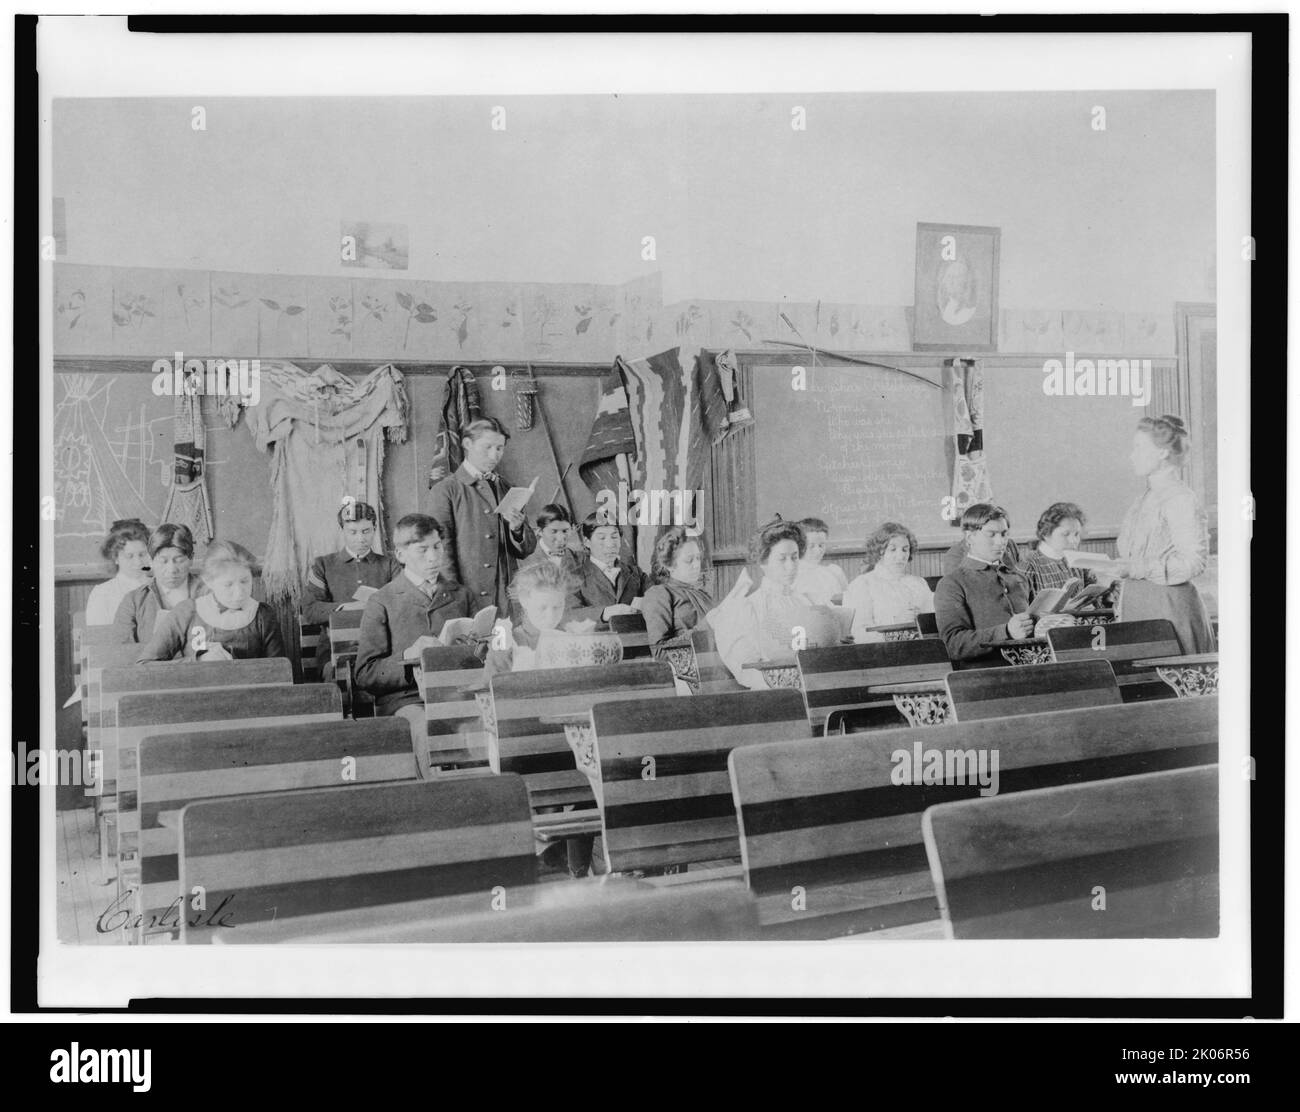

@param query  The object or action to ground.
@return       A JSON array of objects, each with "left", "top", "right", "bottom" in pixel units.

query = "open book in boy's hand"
[
  {"left": 403, "top": 606, "right": 499, "bottom": 666},
  {"left": 1062, "top": 582, "right": 1110, "bottom": 611},
  {"left": 351, "top": 584, "right": 379, "bottom": 604},
  {"left": 1027, "top": 578, "right": 1083, "bottom": 618},
  {"left": 437, "top": 605, "right": 499, "bottom": 647},
  {"left": 494, "top": 477, "right": 538, "bottom": 519}
]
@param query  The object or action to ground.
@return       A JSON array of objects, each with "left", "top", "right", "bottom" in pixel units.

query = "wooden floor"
[{"left": 56, "top": 803, "right": 121, "bottom": 946}]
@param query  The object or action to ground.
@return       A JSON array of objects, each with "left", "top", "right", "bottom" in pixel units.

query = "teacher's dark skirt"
[{"left": 1118, "top": 578, "right": 1217, "bottom": 654}]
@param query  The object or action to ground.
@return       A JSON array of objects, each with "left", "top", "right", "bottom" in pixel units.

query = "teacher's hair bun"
[{"left": 1159, "top": 414, "right": 1188, "bottom": 433}]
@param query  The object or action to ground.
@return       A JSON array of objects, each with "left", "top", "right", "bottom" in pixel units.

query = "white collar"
[{"left": 195, "top": 593, "right": 258, "bottom": 631}]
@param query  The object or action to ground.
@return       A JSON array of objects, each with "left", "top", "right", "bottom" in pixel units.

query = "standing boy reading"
[{"left": 354, "top": 514, "right": 475, "bottom": 742}]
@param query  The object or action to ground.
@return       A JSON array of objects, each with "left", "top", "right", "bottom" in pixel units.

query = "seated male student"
[
  {"left": 934, "top": 503, "right": 1034, "bottom": 667},
  {"left": 354, "top": 514, "right": 476, "bottom": 744},
  {"left": 520, "top": 503, "right": 583, "bottom": 575},
  {"left": 302, "top": 500, "right": 402, "bottom": 678},
  {"left": 566, "top": 511, "right": 647, "bottom": 627}
]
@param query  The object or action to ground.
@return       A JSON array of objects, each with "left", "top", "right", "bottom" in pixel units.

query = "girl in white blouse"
[
  {"left": 845, "top": 522, "right": 934, "bottom": 642},
  {"left": 84, "top": 519, "right": 152, "bottom": 626}
]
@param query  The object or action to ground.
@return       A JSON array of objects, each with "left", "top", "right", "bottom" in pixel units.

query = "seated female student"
[
  {"left": 1018, "top": 501, "right": 1102, "bottom": 597},
  {"left": 113, "top": 523, "right": 205, "bottom": 643},
  {"left": 713, "top": 516, "right": 841, "bottom": 690},
  {"left": 792, "top": 517, "right": 850, "bottom": 605},
  {"left": 844, "top": 521, "right": 935, "bottom": 642},
  {"left": 482, "top": 560, "right": 604, "bottom": 879},
  {"left": 640, "top": 525, "right": 715, "bottom": 647},
  {"left": 566, "top": 511, "right": 647, "bottom": 626},
  {"left": 85, "top": 519, "right": 152, "bottom": 627},
  {"left": 137, "top": 540, "right": 285, "bottom": 661},
  {"left": 933, "top": 503, "right": 1034, "bottom": 667},
  {"left": 354, "top": 514, "right": 476, "bottom": 737}
]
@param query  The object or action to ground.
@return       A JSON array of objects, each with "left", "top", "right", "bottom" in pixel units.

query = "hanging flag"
[{"left": 428, "top": 364, "right": 481, "bottom": 486}]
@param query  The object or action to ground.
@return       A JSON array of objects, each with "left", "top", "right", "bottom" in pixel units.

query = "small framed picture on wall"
[{"left": 913, "top": 222, "right": 1000, "bottom": 352}]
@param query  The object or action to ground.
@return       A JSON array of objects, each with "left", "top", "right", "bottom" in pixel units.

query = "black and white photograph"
[{"left": 20, "top": 16, "right": 1268, "bottom": 1025}]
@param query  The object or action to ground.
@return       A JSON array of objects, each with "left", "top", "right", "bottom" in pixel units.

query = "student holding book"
[
  {"left": 640, "top": 525, "right": 715, "bottom": 646},
  {"left": 566, "top": 511, "right": 647, "bottom": 626},
  {"left": 302, "top": 501, "right": 402, "bottom": 677},
  {"left": 84, "top": 518, "right": 152, "bottom": 626},
  {"left": 1018, "top": 502, "right": 1102, "bottom": 596},
  {"left": 354, "top": 514, "right": 476, "bottom": 731},
  {"left": 934, "top": 504, "right": 1033, "bottom": 666},
  {"left": 427, "top": 416, "right": 537, "bottom": 613},
  {"left": 113, "top": 523, "right": 205, "bottom": 643},
  {"left": 792, "top": 517, "right": 850, "bottom": 605},
  {"left": 1110, "top": 415, "right": 1216, "bottom": 653},
  {"left": 844, "top": 521, "right": 935, "bottom": 642},
  {"left": 137, "top": 540, "right": 284, "bottom": 661},
  {"left": 713, "top": 517, "right": 840, "bottom": 689}
]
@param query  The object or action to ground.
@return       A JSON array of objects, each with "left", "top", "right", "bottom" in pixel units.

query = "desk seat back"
[
  {"left": 328, "top": 608, "right": 365, "bottom": 671},
  {"left": 138, "top": 718, "right": 416, "bottom": 932},
  {"left": 1047, "top": 619, "right": 1181, "bottom": 700},
  {"left": 729, "top": 696, "right": 1218, "bottom": 937},
  {"left": 797, "top": 639, "right": 950, "bottom": 731},
  {"left": 923, "top": 765, "right": 1219, "bottom": 938},
  {"left": 609, "top": 613, "right": 652, "bottom": 660},
  {"left": 113, "top": 683, "right": 342, "bottom": 857},
  {"left": 298, "top": 617, "right": 324, "bottom": 682},
  {"left": 178, "top": 775, "right": 536, "bottom": 941},
  {"left": 692, "top": 627, "right": 744, "bottom": 694},
  {"left": 652, "top": 627, "right": 742, "bottom": 695},
  {"left": 946, "top": 659, "right": 1121, "bottom": 722},
  {"left": 81, "top": 645, "right": 149, "bottom": 796},
  {"left": 591, "top": 690, "right": 809, "bottom": 873},
  {"left": 489, "top": 662, "right": 677, "bottom": 811},
  {"left": 420, "top": 645, "right": 489, "bottom": 773},
  {"left": 96, "top": 659, "right": 294, "bottom": 787},
  {"left": 915, "top": 612, "right": 940, "bottom": 639}
]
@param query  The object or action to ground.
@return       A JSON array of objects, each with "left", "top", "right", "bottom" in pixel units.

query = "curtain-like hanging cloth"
[
  {"left": 948, "top": 357, "right": 993, "bottom": 518},
  {"left": 221, "top": 361, "right": 409, "bottom": 607}
]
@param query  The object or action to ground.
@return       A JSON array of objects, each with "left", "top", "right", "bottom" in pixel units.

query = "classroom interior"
[{"left": 51, "top": 90, "right": 1222, "bottom": 946}]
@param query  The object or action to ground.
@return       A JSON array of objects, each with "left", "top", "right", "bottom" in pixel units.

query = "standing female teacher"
[{"left": 1112, "top": 414, "right": 1216, "bottom": 654}]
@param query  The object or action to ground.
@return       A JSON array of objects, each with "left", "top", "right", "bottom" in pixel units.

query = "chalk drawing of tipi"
[{"left": 53, "top": 374, "right": 154, "bottom": 536}]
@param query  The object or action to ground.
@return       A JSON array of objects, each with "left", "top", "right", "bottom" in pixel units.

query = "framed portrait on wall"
[{"left": 913, "top": 222, "right": 1000, "bottom": 352}]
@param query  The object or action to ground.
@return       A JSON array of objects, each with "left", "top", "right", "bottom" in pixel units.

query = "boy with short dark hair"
[
  {"left": 302, "top": 501, "right": 402, "bottom": 676},
  {"left": 566, "top": 511, "right": 647, "bottom": 626},
  {"left": 355, "top": 515, "right": 475, "bottom": 732}
]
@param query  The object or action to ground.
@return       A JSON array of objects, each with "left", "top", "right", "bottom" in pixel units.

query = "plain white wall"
[{"left": 53, "top": 90, "right": 1215, "bottom": 311}]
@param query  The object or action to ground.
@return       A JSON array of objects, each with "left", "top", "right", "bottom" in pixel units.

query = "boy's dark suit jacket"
[
  {"left": 354, "top": 572, "right": 475, "bottom": 716},
  {"left": 566, "top": 553, "right": 647, "bottom": 626},
  {"left": 428, "top": 464, "right": 537, "bottom": 612}
]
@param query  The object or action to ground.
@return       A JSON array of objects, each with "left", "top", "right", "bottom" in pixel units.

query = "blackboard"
[
  {"left": 53, "top": 370, "right": 275, "bottom": 572},
  {"left": 53, "top": 363, "right": 605, "bottom": 575},
  {"left": 749, "top": 361, "right": 953, "bottom": 544},
  {"left": 741, "top": 354, "right": 1171, "bottom": 550}
]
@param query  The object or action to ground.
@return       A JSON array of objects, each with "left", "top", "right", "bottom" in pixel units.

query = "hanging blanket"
[
  {"left": 948, "top": 357, "right": 993, "bottom": 519},
  {"left": 161, "top": 382, "right": 214, "bottom": 547},
  {"left": 221, "top": 361, "right": 409, "bottom": 607}
]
